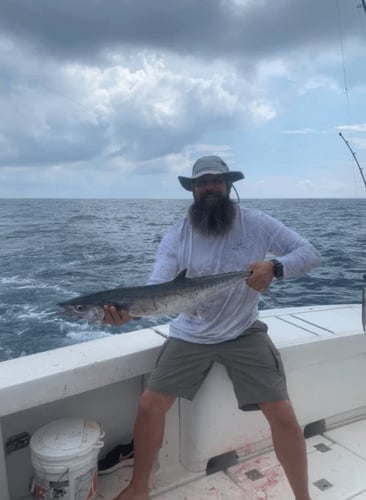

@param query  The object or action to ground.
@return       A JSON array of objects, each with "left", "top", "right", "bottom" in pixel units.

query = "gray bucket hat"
[{"left": 178, "top": 155, "right": 244, "bottom": 191}]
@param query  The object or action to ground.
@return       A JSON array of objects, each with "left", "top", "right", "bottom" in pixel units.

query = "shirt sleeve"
[
  {"left": 148, "top": 225, "right": 180, "bottom": 284},
  {"left": 259, "top": 212, "right": 321, "bottom": 278}
]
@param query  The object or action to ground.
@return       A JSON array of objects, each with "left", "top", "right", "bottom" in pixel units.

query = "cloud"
[
  {"left": 247, "top": 100, "right": 276, "bottom": 123},
  {"left": 297, "top": 76, "right": 341, "bottom": 96},
  {"left": 284, "top": 123, "right": 366, "bottom": 137},
  {"left": 0, "top": 38, "right": 109, "bottom": 167},
  {"left": 0, "top": 0, "right": 365, "bottom": 198},
  {"left": 245, "top": 172, "right": 360, "bottom": 198},
  {"left": 0, "top": 0, "right": 362, "bottom": 62},
  {"left": 0, "top": 40, "right": 277, "bottom": 169},
  {"left": 337, "top": 123, "right": 366, "bottom": 132},
  {"left": 283, "top": 128, "right": 329, "bottom": 135}
]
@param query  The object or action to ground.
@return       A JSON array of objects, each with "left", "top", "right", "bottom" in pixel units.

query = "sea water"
[{"left": 0, "top": 198, "right": 365, "bottom": 362}]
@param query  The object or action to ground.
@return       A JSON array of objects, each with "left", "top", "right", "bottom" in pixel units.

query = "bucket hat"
[{"left": 178, "top": 155, "right": 244, "bottom": 191}]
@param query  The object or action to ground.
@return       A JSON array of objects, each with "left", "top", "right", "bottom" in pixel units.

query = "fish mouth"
[
  {"left": 57, "top": 304, "right": 83, "bottom": 319},
  {"left": 57, "top": 304, "right": 105, "bottom": 322}
]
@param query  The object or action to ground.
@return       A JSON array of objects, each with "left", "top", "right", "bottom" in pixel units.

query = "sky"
[{"left": 1, "top": 0, "right": 366, "bottom": 199}]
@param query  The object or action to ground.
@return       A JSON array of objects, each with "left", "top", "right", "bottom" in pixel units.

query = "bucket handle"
[
  {"left": 94, "top": 426, "right": 105, "bottom": 448},
  {"left": 94, "top": 425, "right": 105, "bottom": 449},
  {"left": 94, "top": 440, "right": 104, "bottom": 449}
]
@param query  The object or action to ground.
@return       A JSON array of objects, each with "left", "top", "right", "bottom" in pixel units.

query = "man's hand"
[
  {"left": 246, "top": 260, "right": 274, "bottom": 293},
  {"left": 103, "top": 306, "right": 131, "bottom": 326}
]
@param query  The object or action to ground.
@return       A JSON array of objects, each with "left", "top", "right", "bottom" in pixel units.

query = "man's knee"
[
  {"left": 260, "top": 400, "right": 301, "bottom": 430},
  {"left": 137, "top": 390, "right": 176, "bottom": 418}
]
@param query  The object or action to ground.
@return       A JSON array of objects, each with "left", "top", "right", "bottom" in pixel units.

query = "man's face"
[
  {"left": 189, "top": 174, "right": 236, "bottom": 236},
  {"left": 192, "top": 174, "right": 228, "bottom": 204}
]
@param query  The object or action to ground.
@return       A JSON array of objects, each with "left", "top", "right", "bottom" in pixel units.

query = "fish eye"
[{"left": 74, "top": 305, "right": 84, "bottom": 312}]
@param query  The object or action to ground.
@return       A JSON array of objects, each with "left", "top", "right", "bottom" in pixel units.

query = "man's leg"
[
  {"left": 113, "top": 390, "right": 176, "bottom": 500},
  {"left": 260, "top": 400, "right": 311, "bottom": 500}
]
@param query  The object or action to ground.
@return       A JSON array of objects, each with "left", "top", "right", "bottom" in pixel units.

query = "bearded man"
[{"left": 104, "top": 155, "right": 320, "bottom": 500}]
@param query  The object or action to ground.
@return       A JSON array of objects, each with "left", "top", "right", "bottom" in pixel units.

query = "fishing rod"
[
  {"left": 338, "top": 132, "right": 366, "bottom": 190},
  {"left": 359, "top": 0, "right": 366, "bottom": 16}
]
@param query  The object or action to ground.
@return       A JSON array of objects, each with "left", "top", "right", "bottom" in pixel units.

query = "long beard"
[{"left": 188, "top": 195, "right": 237, "bottom": 236}]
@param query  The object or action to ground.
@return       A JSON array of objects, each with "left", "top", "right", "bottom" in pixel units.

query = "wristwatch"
[{"left": 270, "top": 259, "right": 284, "bottom": 279}]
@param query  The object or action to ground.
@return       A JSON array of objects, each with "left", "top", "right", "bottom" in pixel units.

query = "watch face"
[{"left": 272, "top": 259, "right": 284, "bottom": 279}]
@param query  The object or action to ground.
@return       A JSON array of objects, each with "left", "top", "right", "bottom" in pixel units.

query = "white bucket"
[{"left": 30, "top": 418, "right": 104, "bottom": 500}]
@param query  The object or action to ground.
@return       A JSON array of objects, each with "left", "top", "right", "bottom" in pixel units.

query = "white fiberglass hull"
[{"left": 0, "top": 304, "right": 365, "bottom": 499}]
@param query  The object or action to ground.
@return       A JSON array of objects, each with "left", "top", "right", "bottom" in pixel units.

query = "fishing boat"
[{"left": 1, "top": 298, "right": 365, "bottom": 499}]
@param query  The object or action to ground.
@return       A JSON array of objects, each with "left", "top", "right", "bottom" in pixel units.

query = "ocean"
[{"left": 1, "top": 198, "right": 365, "bottom": 362}]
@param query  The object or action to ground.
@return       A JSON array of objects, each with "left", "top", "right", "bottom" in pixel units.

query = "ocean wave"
[
  {"left": 66, "top": 330, "right": 111, "bottom": 342},
  {"left": 1, "top": 197, "right": 365, "bottom": 361}
]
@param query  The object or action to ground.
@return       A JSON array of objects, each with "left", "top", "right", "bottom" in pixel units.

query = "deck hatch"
[
  {"left": 245, "top": 469, "right": 264, "bottom": 481},
  {"left": 314, "top": 443, "right": 331, "bottom": 452},
  {"left": 313, "top": 478, "right": 333, "bottom": 491}
]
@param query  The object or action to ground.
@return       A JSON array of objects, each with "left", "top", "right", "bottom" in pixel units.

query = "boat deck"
[
  {"left": 98, "top": 416, "right": 366, "bottom": 499},
  {"left": 6, "top": 303, "right": 364, "bottom": 500}
]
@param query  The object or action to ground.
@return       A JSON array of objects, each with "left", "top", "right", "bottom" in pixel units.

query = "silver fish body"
[{"left": 58, "top": 269, "right": 251, "bottom": 322}]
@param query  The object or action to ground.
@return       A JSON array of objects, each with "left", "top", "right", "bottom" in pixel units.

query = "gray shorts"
[{"left": 147, "top": 320, "right": 289, "bottom": 411}]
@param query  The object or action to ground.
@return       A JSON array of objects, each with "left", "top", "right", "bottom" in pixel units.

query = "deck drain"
[
  {"left": 313, "top": 478, "right": 333, "bottom": 491},
  {"left": 245, "top": 469, "right": 264, "bottom": 481},
  {"left": 314, "top": 443, "right": 331, "bottom": 453}
]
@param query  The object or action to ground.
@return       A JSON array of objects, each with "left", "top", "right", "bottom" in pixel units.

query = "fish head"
[{"left": 58, "top": 303, "right": 105, "bottom": 322}]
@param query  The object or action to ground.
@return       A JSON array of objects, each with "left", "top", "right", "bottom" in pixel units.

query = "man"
[{"left": 105, "top": 155, "right": 320, "bottom": 500}]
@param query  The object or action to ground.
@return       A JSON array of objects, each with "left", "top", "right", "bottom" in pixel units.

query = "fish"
[
  {"left": 362, "top": 273, "right": 366, "bottom": 333},
  {"left": 58, "top": 269, "right": 252, "bottom": 322}
]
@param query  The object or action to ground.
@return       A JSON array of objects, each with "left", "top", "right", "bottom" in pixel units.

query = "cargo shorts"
[{"left": 147, "top": 320, "right": 289, "bottom": 411}]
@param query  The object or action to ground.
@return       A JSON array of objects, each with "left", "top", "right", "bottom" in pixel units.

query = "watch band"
[{"left": 270, "top": 259, "right": 284, "bottom": 279}]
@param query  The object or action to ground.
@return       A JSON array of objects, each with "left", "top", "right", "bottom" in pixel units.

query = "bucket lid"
[{"left": 30, "top": 418, "right": 103, "bottom": 461}]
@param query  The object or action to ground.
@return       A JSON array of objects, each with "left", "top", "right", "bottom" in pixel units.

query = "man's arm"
[
  {"left": 260, "top": 213, "right": 320, "bottom": 278},
  {"left": 246, "top": 213, "right": 320, "bottom": 293}
]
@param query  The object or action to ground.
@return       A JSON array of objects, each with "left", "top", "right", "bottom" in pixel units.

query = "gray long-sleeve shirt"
[{"left": 149, "top": 207, "right": 320, "bottom": 343}]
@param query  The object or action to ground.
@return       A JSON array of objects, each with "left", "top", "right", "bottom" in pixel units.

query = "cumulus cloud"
[{"left": 0, "top": 41, "right": 276, "bottom": 169}]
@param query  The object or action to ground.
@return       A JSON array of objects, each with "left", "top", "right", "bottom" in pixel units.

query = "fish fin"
[{"left": 173, "top": 269, "right": 188, "bottom": 281}]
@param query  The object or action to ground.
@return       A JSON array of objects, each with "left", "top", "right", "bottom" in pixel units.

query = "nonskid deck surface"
[{"left": 98, "top": 417, "right": 366, "bottom": 500}]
